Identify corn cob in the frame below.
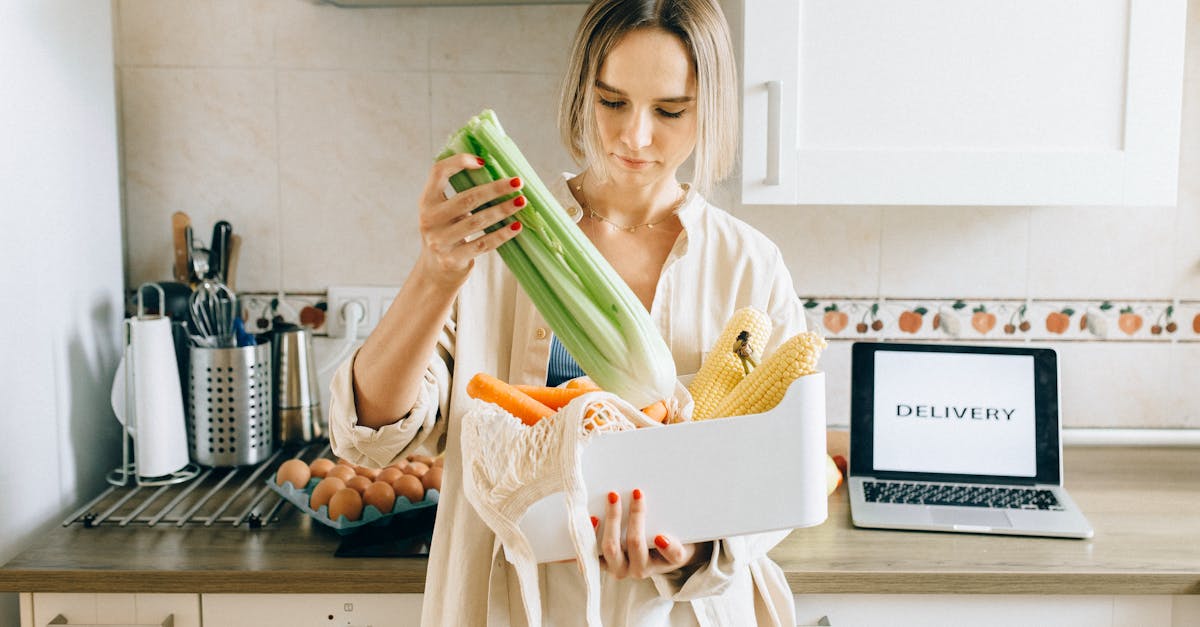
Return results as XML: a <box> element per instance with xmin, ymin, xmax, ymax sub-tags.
<box><xmin>688</xmin><ymin>307</ymin><xmax>773</xmax><ymax>420</ymax></box>
<box><xmin>711</xmin><ymin>331</ymin><xmax>827</xmax><ymax>418</ymax></box>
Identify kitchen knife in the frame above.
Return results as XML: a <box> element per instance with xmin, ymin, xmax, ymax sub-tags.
<box><xmin>171</xmin><ymin>212</ymin><xmax>191</xmax><ymax>283</ymax></box>
<box><xmin>209</xmin><ymin>220</ymin><xmax>232</xmax><ymax>281</ymax></box>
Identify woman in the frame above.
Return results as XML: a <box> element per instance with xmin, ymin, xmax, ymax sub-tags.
<box><xmin>329</xmin><ymin>0</ymin><xmax>807</xmax><ymax>624</ymax></box>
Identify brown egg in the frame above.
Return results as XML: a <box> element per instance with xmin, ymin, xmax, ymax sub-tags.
<box><xmin>309</xmin><ymin>477</ymin><xmax>345</xmax><ymax>511</ymax></box>
<box><xmin>326</xmin><ymin>464</ymin><xmax>357</xmax><ymax>484</ymax></box>
<box><xmin>404</xmin><ymin>461</ymin><xmax>429</xmax><ymax>478</ymax></box>
<box><xmin>346</xmin><ymin>475</ymin><xmax>372</xmax><ymax>495</ymax></box>
<box><xmin>432</xmin><ymin>456</ymin><xmax>445</xmax><ymax>468</ymax></box>
<box><xmin>337</xmin><ymin>458</ymin><xmax>354</xmax><ymax>467</ymax></box>
<box><xmin>377</xmin><ymin>467</ymin><xmax>403</xmax><ymax>485</ymax></box>
<box><xmin>389</xmin><ymin>460</ymin><xmax>410</xmax><ymax>472</ymax></box>
<box><xmin>275</xmin><ymin>459</ymin><xmax>311</xmax><ymax>489</ymax></box>
<box><xmin>354</xmin><ymin>465</ymin><xmax>380</xmax><ymax>480</ymax></box>
<box><xmin>309</xmin><ymin>458</ymin><xmax>335</xmax><ymax>478</ymax></box>
<box><xmin>363</xmin><ymin>481</ymin><xmax>396</xmax><ymax>514</ymax></box>
<box><xmin>408</xmin><ymin>454</ymin><xmax>435</xmax><ymax>466</ymax></box>
<box><xmin>421</xmin><ymin>466</ymin><xmax>443</xmax><ymax>492</ymax></box>
<box><xmin>328</xmin><ymin>487</ymin><xmax>363</xmax><ymax>522</ymax></box>
<box><xmin>392</xmin><ymin>474</ymin><xmax>425</xmax><ymax>504</ymax></box>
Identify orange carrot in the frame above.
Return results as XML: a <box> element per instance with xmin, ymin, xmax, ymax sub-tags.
<box><xmin>466</xmin><ymin>373</ymin><xmax>555</xmax><ymax>426</ymax></box>
<box><xmin>641</xmin><ymin>400</ymin><xmax>668</xmax><ymax>424</ymax></box>
<box><xmin>513</xmin><ymin>385</ymin><xmax>593</xmax><ymax>410</ymax></box>
<box><xmin>565</xmin><ymin>377</ymin><xmax>601</xmax><ymax>391</ymax></box>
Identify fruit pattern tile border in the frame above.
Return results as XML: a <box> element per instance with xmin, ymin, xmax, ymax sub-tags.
<box><xmin>803</xmin><ymin>298</ymin><xmax>1200</xmax><ymax>342</ymax></box>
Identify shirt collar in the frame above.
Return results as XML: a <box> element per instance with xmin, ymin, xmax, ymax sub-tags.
<box><xmin>549</xmin><ymin>172</ymin><xmax>704</xmax><ymax>230</ymax></box>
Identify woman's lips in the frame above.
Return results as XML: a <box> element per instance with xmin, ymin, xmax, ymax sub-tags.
<box><xmin>614</xmin><ymin>154</ymin><xmax>654</xmax><ymax>170</ymax></box>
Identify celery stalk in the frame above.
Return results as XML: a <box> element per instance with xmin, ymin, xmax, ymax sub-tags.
<box><xmin>437</xmin><ymin>110</ymin><xmax>676</xmax><ymax>408</ymax></box>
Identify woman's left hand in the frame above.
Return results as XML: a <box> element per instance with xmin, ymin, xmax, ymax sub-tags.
<box><xmin>597</xmin><ymin>489</ymin><xmax>710</xmax><ymax>579</ymax></box>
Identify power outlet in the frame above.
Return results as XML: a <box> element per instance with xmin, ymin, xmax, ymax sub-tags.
<box><xmin>326</xmin><ymin>286</ymin><xmax>401</xmax><ymax>338</ymax></box>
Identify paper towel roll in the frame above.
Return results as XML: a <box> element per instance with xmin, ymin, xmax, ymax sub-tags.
<box><xmin>110</xmin><ymin>315</ymin><xmax>191</xmax><ymax>478</ymax></box>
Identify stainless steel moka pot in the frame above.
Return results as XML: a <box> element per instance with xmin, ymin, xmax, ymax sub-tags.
<box><xmin>272</xmin><ymin>323</ymin><xmax>324</xmax><ymax>445</ymax></box>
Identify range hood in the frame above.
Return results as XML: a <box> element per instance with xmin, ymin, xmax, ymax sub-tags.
<box><xmin>319</xmin><ymin>0</ymin><xmax>587</xmax><ymax>6</ymax></box>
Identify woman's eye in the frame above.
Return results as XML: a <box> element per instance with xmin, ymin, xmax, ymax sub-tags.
<box><xmin>599</xmin><ymin>97</ymin><xmax>624</xmax><ymax>110</ymax></box>
<box><xmin>657</xmin><ymin>108</ymin><xmax>685</xmax><ymax>119</ymax></box>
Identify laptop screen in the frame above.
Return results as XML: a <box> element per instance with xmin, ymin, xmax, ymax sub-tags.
<box><xmin>850</xmin><ymin>342</ymin><xmax>1062</xmax><ymax>486</ymax></box>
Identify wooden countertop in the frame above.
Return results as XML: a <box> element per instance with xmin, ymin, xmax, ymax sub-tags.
<box><xmin>2</xmin><ymin>446</ymin><xmax>1197</xmax><ymax>595</ymax></box>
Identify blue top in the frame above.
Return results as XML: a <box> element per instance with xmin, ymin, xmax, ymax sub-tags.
<box><xmin>546</xmin><ymin>334</ymin><xmax>586</xmax><ymax>387</ymax></box>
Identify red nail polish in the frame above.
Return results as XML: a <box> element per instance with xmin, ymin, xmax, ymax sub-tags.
<box><xmin>513</xmin><ymin>195</ymin><xmax>526</xmax><ymax>208</ymax></box>
<box><xmin>632</xmin><ymin>488</ymin><xmax>642</xmax><ymax>500</ymax></box>
<box><xmin>476</xmin><ymin>157</ymin><xmax>485</xmax><ymax>166</ymax></box>
<box><xmin>510</xmin><ymin>177</ymin><xmax>522</xmax><ymax>188</ymax></box>
<box><xmin>591</xmin><ymin>516</ymin><xmax>599</xmax><ymax>528</ymax></box>
<box><xmin>509</xmin><ymin>221</ymin><xmax>522</xmax><ymax>232</ymax></box>
<box><xmin>654</xmin><ymin>535</ymin><xmax>669</xmax><ymax>550</ymax></box>
<box><xmin>608</xmin><ymin>492</ymin><xmax>618</xmax><ymax>504</ymax></box>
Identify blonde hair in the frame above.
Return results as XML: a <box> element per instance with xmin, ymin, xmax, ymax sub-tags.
<box><xmin>558</xmin><ymin>0</ymin><xmax>738</xmax><ymax>196</ymax></box>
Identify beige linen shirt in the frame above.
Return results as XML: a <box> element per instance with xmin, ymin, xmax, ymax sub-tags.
<box><xmin>328</xmin><ymin>175</ymin><xmax>809</xmax><ymax>626</ymax></box>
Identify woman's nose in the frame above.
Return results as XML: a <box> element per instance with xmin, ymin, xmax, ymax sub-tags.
<box><xmin>619</xmin><ymin>109</ymin><xmax>653</xmax><ymax>151</ymax></box>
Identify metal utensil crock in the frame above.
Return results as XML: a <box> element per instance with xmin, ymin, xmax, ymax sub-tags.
<box><xmin>272</xmin><ymin>324</ymin><xmax>324</xmax><ymax>445</ymax></box>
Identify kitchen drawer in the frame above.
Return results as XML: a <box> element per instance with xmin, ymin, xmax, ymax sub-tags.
<box><xmin>794</xmin><ymin>594</ymin><xmax>1188</xmax><ymax>627</ymax></box>
<box><xmin>26</xmin><ymin>593</ymin><xmax>199</xmax><ymax>627</ymax></box>
<box><xmin>201</xmin><ymin>593</ymin><xmax>422</xmax><ymax>627</ymax></box>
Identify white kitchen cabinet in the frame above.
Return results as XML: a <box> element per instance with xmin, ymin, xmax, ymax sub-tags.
<box><xmin>794</xmin><ymin>594</ymin><xmax>1200</xmax><ymax>627</ymax></box>
<box><xmin>741</xmin><ymin>0</ymin><xmax>1188</xmax><ymax>206</ymax></box>
<box><xmin>200</xmin><ymin>593</ymin><xmax>423</xmax><ymax>627</ymax></box>
<box><xmin>22</xmin><ymin>593</ymin><xmax>200</xmax><ymax>627</ymax></box>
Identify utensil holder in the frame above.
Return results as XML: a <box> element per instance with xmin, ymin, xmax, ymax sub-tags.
<box><xmin>188</xmin><ymin>343</ymin><xmax>273</xmax><ymax>467</ymax></box>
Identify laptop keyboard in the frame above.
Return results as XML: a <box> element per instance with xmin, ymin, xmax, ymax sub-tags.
<box><xmin>862</xmin><ymin>481</ymin><xmax>1063</xmax><ymax>510</ymax></box>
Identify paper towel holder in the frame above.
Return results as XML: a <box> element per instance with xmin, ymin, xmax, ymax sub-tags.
<box><xmin>107</xmin><ymin>283</ymin><xmax>201</xmax><ymax>487</ymax></box>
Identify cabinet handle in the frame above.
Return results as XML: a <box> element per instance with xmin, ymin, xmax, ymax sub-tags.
<box><xmin>47</xmin><ymin>614</ymin><xmax>173</xmax><ymax>627</ymax></box>
<box><xmin>765</xmin><ymin>80</ymin><xmax>782</xmax><ymax>186</ymax></box>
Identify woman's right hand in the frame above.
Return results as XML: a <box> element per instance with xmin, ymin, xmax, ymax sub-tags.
<box><xmin>416</xmin><ymin>153</ymin><xmax>527</xmax><ymax>286</ymax></box>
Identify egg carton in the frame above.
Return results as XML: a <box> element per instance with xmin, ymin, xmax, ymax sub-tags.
<box><xmin>267</xmin><ymin>477</ymin><xmax>439</xmax><ymax>535</ymax></box>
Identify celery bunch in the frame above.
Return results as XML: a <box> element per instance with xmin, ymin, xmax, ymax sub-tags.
<box><xmin>438</xmin><ymin>110</ymin><xmax>676</xmax><ymax>409</ymax></box>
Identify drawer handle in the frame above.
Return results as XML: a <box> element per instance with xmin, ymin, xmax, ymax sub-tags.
<box><xmin>47</xmin><ymin>614</ymin><xmax>173</xmax><ymax>627</ymax></box>
<box><xmin>765</xmin><ymin>80</ymin><xmax>782</xmax><ymax>186</ymax></box>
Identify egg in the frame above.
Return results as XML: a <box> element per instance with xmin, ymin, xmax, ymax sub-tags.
<box><xmin>377</xmin><ymin>467</ymin><xmax>403</xmax><ymax>485</ymax></box>
<box><xmin>432</xmin><ymin>456</ymin><xmax>445</xmax><ymax>468</ymax></box>
<box><xmin>354</xmin><ymin>465</ymin><xmax>380</xmax><ymax>480</ymax></box>
<box><xmin>389</xmin><ymin>460</ymin><xmax>410</xmax><ymax>472</ymax></box>
<box><xmin>325</xmin><ymin>464</ymin><xmax>357</xmax><ymax>484</ymax></box>
<box><xmin>309</xmin><ymin>458</ymin><xmax>336</xmax><ymax>478</ymax></box>
<box><xmin>363</xmin><ymin>481</ymin><xmax>396</xmax><ymax>514</ymax></box>
<box><xmin>328</xmin><ymin>487</ymin><xmax>363</xmax><ymax>522</ymax></box>
<box><xmin>421</xmin><ymin>466</ymin><xmax>443</xmax><ymax>492</ymax></box>
<box><xmin>346</xmin><ymin>475</ymin><xmax>372</xmax><ymax>495</ymax></box>
<box><xmin>337</xmin><ymin>458</ymin><xmax>354</xmax><ymax>467</ymax></box>
<box><xmin>275</xmin><ymin>459</ymin><xmax>311</xmax><ymax>489</ymax></box>
<box><xmin>392</xmin><ymin>474</ymin><xmax>425</xmax><ymax>504</ymax></box>
<box><xmin>408</xmin><ymin>454</ymin><xmax>435</xmax><ymax>466</ymax></box>
<box><xmin>309</xmin><ymin>477</ymin><xmax>345</xmax><ymax>511</ymax></box>
<box><xmin>404</xmin><ymin>461</ymin><xmax>429</xmax><ymax>478</ymax></box>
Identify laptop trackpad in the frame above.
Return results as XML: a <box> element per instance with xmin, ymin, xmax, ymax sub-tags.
<box><xmin>929</xmin><ymin>507</ymin><xmax>1013</xmax><ymax>528</ymax></box>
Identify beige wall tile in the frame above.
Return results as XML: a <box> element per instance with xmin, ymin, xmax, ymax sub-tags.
<box><xmin>1166</xmin><ymin>342</ymin><xmax>1200</xmax><ymax>427</ymax></box>
<box><xmin>120</xmin><ymin>67</ymin><xmax>279</xmax><ymax>291</ymax></box>
<box><xmin>429</xmin><ymin>4</ymin><xmax>585</xmax><ymax>76</ymax></box>
<box><xmin>1187</xmin><ymin>0</ymin><xmax>1200</xmax><ymax>80</ymax></box>
<box><xmin>879</xmin><ymin>206</ymin><xmax>1030</xmax><ymax>298</ymax></box>
<box><xmin>118</xmin><ymin>0</ymin><xmax>274</xmax><ymax>67</ymax></box>
<box><xmin>1054</xmin><ymin>342</ymin><xmax>1171</xmax><ymax>428</ymax></box>
<box><xmin>431</xmin><ymin>72</ymin><xmax>577</xmax><ymax>187</ymax></box>
<box><xmin>277</xmin><ymin>70</ymin><xmax>431</xmax><ymax>289</ymax></box>
<box><xmin>733</xmin><ymin>205</ymin><xmax>883</xmax><ymax>298</ymax></box>
<box><xmin>275</xmin><ymin>2</ymin><xmax>429</xmax><ymax>71</ymax></box>
<box><xmin>1175</xmin><ymin>78</ymin><xmax>1200</xmax><ymax>299</ymax></box>
<box><xmin>1027</xmin><ymin>205</ymin><xmax>1177</xmax><ymax>299</ymax></box>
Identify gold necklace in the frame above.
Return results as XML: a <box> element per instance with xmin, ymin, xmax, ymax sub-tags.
<box><xmin>574</xmin><ymin>181</ymin><xmax>688</xmax><ymax>233</ymax></box>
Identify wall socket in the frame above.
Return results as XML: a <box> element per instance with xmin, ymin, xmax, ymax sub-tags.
<box><xmin>325</xmin><ymin>286</ymin><xmax>401</xmax><ymax>339</ymax></box>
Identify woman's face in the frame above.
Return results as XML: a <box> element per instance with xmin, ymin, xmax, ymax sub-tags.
<box><xmin>593</xmin><ymin>28</ymin><xmax>698</xmax><ymax>188</ymax></box>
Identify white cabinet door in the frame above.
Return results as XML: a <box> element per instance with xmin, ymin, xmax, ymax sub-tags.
<box><xmin>201</xmin><ymin>594</ymin><xmax>423</xmax><ymax>627</ymax></box>
<box><xmin>27</xmin><ymin>593</ymin><xmax>199</xmax><ymax>627</ymax></box>
<box><xmin>742</xmin><ymin>0</ymin><xmax>1188</xmax><ymax>206</ymax></box>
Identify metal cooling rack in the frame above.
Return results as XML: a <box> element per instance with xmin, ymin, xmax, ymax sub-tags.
<box><xmin>63</xmin><ymin>441</ymin><xmax>331</xmax><ymax>529</ymax></box>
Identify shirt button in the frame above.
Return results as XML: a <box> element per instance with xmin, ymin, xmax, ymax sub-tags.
<box><xmin>534</xmin><ymin>328</ymin><xmax>548</xmax><ymax>340</ymax></box>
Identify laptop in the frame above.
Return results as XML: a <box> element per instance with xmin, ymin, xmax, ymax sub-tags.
<box><xmin>848</xmin><ymin>342</ymin><xmax>1093</xmax><ymax>539</ymax></box>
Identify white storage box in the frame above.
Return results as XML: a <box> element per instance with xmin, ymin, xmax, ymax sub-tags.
<box><xmin>519</xmin><ymin>372</ymin><xmax>829</xmax><ymax>563</ymax></box>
